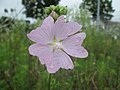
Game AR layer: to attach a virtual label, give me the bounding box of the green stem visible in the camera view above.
[48,74,51,90]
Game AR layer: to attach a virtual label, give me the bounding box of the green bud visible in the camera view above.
[50,5,56,11]
[44,5,68,21]
[60,6,67,15]
[44,7,51,15]
[55,5,60,13]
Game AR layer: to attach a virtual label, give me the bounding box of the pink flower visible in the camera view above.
[27,15,88,73]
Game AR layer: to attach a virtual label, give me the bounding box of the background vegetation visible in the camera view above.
[0,1,120,90]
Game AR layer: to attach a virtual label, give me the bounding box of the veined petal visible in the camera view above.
[56,15,65,23]
[46,51,60,73]
[28,43,52,65]
[40,16,54,42]
[62,33,88,58]
[46,50,74,73]
[27,16,54,44]
[63,32,86,45]
[27,29,46,44]
[54,21,82,40]
[59,50,74,69]
[66,22,82,35]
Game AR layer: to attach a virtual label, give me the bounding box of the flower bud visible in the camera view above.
[50,11,59,21]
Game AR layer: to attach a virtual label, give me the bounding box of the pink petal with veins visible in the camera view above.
[62,33,88,58]
[27,16,54,44]
[54,21,82,40]
[46,50,74,73]
[29,43,52,65]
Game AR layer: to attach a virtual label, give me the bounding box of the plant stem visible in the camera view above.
[48,73,51,90]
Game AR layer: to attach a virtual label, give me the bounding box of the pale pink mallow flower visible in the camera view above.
[27,15,88,73]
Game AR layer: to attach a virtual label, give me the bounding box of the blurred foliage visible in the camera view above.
[80,0,115,21]
[0,7,120,90]
[22,0,60,18]
[0,16,14,29]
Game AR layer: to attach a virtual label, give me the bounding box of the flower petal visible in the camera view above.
[59,50,74,69]
[27,29,46,44]
[62,33,88,58]
[46,50,74,73]
[54,21,82,40]
[27,16,54,44]
[46,51,60,73]
[66,22,82,35]
[56,15,65,23]
[28,43,52,65]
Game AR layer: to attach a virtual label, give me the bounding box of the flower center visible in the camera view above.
[54,42,62,49]
[48,40,62,51]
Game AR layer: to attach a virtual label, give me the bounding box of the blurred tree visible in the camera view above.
[80,0,115,21]
[10,8,16,13]
[4,9,8,13]
[22,0,60,18]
